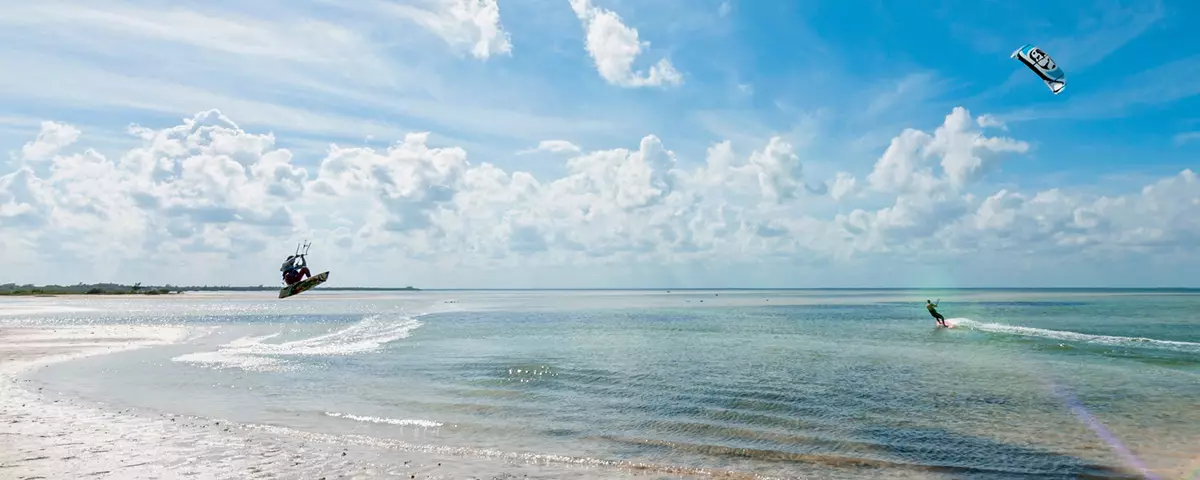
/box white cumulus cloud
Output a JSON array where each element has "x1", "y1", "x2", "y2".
[
  {"x1": 2, "y1": 106, "x2": 1198, "y2": 287},
  {"x1": 568, "y1": 0, "x2": 683, "y2": 88},
  {"x1": 520, "y1": 140, "x2": 582, "y2": 155},
  {"x1": 20, "y1": 121, "x2": 82, "y2": 162}
]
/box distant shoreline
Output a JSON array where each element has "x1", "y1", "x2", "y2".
[
  {"x1": 1, "y1": 284, "x2": 1197, "y2": 297},
  {"x1": 407, "y1": 287, "x2": 1200, "y2": 292},
  {"x1": 0, "y1": 283, "x2": 420, "y2": 296}
]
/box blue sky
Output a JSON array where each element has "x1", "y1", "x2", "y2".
[{"x1": 0, "y1": 0, "x2": 1198, "y2": 288}]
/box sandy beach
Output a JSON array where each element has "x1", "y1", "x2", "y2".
[
  {"x1": 0, "y1": 325, "x2": 749, "y2": 480},
  {"x1": 0, "y1": 325, "x2": 373, "y2": 480}
]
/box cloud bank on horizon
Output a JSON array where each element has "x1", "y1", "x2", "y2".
[{"x1": 0, "y1": 0, "x2": 1197, "y2": 288}]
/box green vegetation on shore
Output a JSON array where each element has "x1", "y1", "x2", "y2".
[{"x1": 0, "y1": 282, "x2": 419, "y2": 296}]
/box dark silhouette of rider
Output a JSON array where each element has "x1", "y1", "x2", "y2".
[
  {"x1": 281, "y1": 255, "x2": 311, "y2": 286},
  {"x1": 927, "y1": 300, "x2": 947, "y2": 327}
]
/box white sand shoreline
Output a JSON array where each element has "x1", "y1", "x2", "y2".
[{"x1": 0, "y1": 325, "x2": 742, "y2": 480}]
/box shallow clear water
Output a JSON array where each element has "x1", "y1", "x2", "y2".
[{"x1": 6, "y1": 289, "x2": 1200, "y2": 479}]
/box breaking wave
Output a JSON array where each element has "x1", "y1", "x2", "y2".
[
  {"x1": 324, "y1": 412, "x2": 443, "y2": 428},
  {"x1": 172, "y1": 313, "x2": 423, "y2": 372}
]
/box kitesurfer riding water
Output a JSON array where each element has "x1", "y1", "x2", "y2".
[
  {"x1": 281, "y1": 240, "x2": 317, "y2": 286},
  {"x1": 927, "y1": 299, "x2": 947, "y2": 327},
  {"x1": 276, "y1": 240, "x2": 329, "y2": 299},
  {"x1": 281, "y1": 253, "x2": 311, "y2": 286}
]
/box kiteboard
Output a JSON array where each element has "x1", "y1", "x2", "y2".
[
  {"x1": 936, "y1": 318, "x2": 961, "y2": 329},
  {"x1": 279, "y1": 271, "x2": 329, "y2": 299}
]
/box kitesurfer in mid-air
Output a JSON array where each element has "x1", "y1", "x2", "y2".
[
  {"x1": 281, "y1": 254, "x2": 311, "y2": 286},
  {"x1": 927, "y1": 300, "x2": 947, "y2": 327}
]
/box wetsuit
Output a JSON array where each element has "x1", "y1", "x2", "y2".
[
  {"x1": 281, "y1": 256, "x2": 310, "y2": 286},
  {"x1": 927, "y1": 302, "x2": 945, "y2": 324}
]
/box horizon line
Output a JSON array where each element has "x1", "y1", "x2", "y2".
[
  {"x1": 195, "y1": 286, "x2": 1200, "y2": 291},
  {"x1": 343, "y1": 287, "x2": 1199, "y2": 291},
  {"x1": 5, "y1": 283, "x2": 1200, "y2": 292}
]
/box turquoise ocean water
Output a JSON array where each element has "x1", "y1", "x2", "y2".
[{"x1": 5, "y1": 289, "x2": 1199, "y2": 479}]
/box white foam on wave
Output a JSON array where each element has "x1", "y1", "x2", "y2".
[
  {"x1": 172, "y1": 313, "x2": 423, "y2": 372},
  {"x1": 948, "y1": 317, "x2": 1200, "y2": 353},
  {"x1": 324, "y1": 412, "x2": 443, "y2": 428}
]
